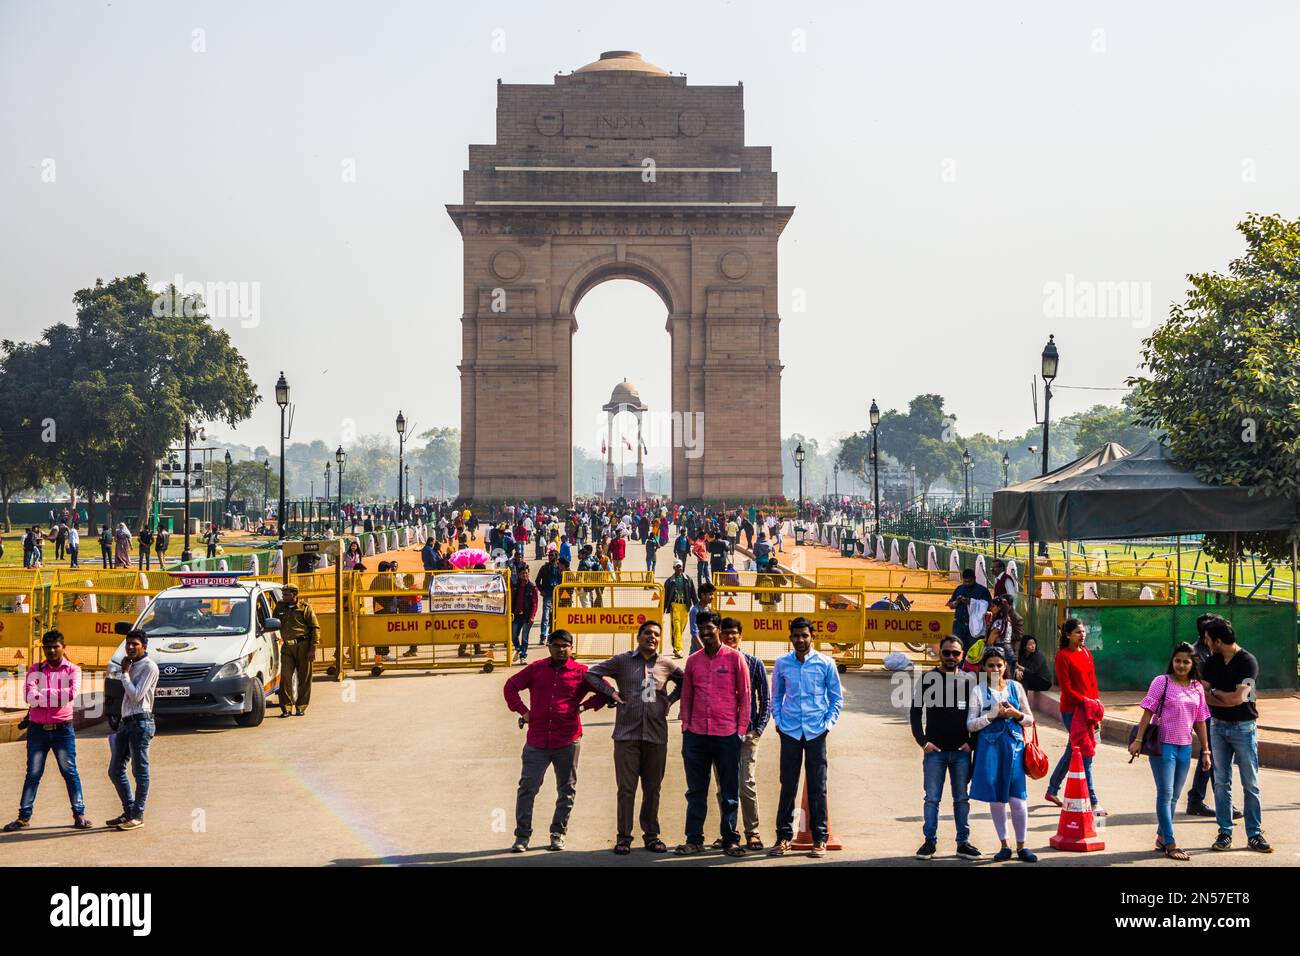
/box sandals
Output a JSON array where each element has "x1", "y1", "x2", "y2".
[
  {"x1": 674, "y1": 842, "x2": 706, "y2": 855},
  {"x1": 645, "y1": 839, "x2": 667, "y2": 853},
  {"x1": 613, "y1": 843, "x2": 632, "y2": 856},
  {"x1": 72, "y1": 816, "x2": 94, "y2": 830},
  {"x1": 723, "y1": 844, "x2": 746, "y2": 857},
  {"x1": 746, "y1": 835, "x2": 765, "y2": 850},
  {"x1": 1164, "y1": 845, "x2": 1190, "y2": 861}
]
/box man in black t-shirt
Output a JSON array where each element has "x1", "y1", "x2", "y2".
[
  {"x1": 1186, "y1": 614, "x2": 1240, "y2": 819},
  {"x1": 1200, "y1": 618, "x2": 1271, "y2": 853},
  {"x1": 706, "y1": 533, "x2": 730, "y2": 575}
]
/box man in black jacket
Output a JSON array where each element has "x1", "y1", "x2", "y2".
[{"x1": 909, "y1": 635, "x2": 981, "y2": 860}]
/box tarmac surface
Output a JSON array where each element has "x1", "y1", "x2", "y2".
[{"x1": 1, "y1": 525, "x2": 1297, "y2": 866}]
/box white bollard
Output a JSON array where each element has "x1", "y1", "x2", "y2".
[
  {"x1": 376, "y1": 534, "x2": 387, "y2": 554},
  {"x1": 1139, "y1": 585, "x2": 1156, "y2": 601},
  {"x1": 137, "y1": 571, "x2": 151, "y2": 614},
  {"x1": 906, "y1": 542, "x2": 917, "y2": 569},
  {"x1": 400, "y1": 527, "x2": 409, "y2": 547},
  {"x1": 249, "y1": 553, "x2": 261, "y2": 577},
  {"x1": 975, "y1": 554, "x2": 987, "y2": 587},
  {"x1": 889, "y1": 539, "x2": 900, "y2": 565},
  {"x1": 927, "y1": 545, "x2": 938, "y2": 572},
  {"x1": 364, "y1": 535, "x2": 376, "y2": 557},
  {"x1": 84, "y1": 581, "x2": 98, "y2": 614},
  {"x1": 1083, "y1": 581, "x2": 1099, "y2": 601},
  {"x1": 948, "y1": 550, "x2": 961, "y2": 580},
  {"x1": 218, "y1": 558, "x2": 229, "y2": 572},
  {"x1": 269, "y1": 550, "x2": 283, "y2": 576}
]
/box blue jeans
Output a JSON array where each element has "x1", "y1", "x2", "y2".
[
  {"x1": 538, "y1": 594, "x2": 553, "y2": 643},
  {"x1": 922, "y1": 749, "x2": 972, "y2": 843},
  {"x1": 1047, "y1": 710, "x2": 1097, "y2": 803},
  {"x1": 19, "y1": 723, "x2": 85, "y2": 819},
  {"x1": 109, "y1": 714, "x2": 155, "y2": 819},
  {"x1": 696, "y1": 560, "x2": 710, "y2": 587},
  {"x1": 646, "y1": 554, "x2": 657, "y2": 576},
  {"x1": 1211, "y1": 719, "x2": 1261, "y2": 837},
  {"x1": 512, "y1": 616, "x2": 533, "y2": 658},
  {"x1": 1150, "y1": 742, "x2": 1191, "y2": 845}
]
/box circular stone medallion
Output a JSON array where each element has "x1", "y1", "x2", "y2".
[
  {"x1": 536, "y1": 111, "x2": 562, "y2": 136},
  {"x1": 491, "y1": 249, "x2": 524, "y2": 281},
  {"x1": 719, "y1": 249, "x2": 750, "y2": 281},
  {"x1": 679, "y1": 110, "x2": 706, "y2": 137}
]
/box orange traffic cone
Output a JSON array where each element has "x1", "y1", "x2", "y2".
[
  {"x1": 1049, "y1": 746, "x2": 1105, "y2": 851},
  {"x1": 790, "y1": 778, "x2": 843, "y2": 850}
]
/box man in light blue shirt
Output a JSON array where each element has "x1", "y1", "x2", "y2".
[{"x1": 768, "y1": 616, "x2": 842, "y2": 858}]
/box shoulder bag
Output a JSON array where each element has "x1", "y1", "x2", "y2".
[{"x1": 1127, "y1": 675, "x2": 1168, "y2": 760}]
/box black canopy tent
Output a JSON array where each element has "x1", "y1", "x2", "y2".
[
  {"x1": 992, "y1": 440, "x2": 1296, "y2": 540},
  {"x1": 992, "y1": 440, "x2": 1298, "y2": 605}
]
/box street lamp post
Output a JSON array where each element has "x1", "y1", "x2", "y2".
[
  {"x1": 324, "y1": 461, "x2": 332, "y2": 531},
  {"x1": 962, "y1": 448, "x2": 972, "y2": 511},
  {"x1": 275, "y1": 372, "x2": 290, "y2": 537},
  {"x1": 405, "y1": 464, "x2": 411, "y2": 521},
  {"x1": 335, "y1": 446, "x2": 345, "y2": 533},
  {"x1": 263, "y1": 460, "x2": 270, "y2": 517},
  {"x1": 833, "y1": 462, "x2": 839, "y2": 499},
  {"x1": 396, "y1": 410, "x2": 407, "y2": 521},
  {"x1": 1040, "y1": 334, "x2": 1058, "y2": 476},
  {"x1": 793, "y1": 442, "x2": 806, "y2": 520},
  {"x1": 1002, "y1": 451, "x2": 1011, "y2": 488},
  {"x1": 223, "y1": 450, "x2": 232, "y2": 529},
  {"x1": 869, "y1": 399, "x2": 881, "y2": 534},
  {"x1": 181, "y1": 423, "x2": 194, "y2": 562}
]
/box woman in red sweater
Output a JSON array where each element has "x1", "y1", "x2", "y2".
[{"x1": 1045, "y1": 618, "x2": 1106, "y2": 814}]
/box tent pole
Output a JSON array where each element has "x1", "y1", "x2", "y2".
[
  {"x1": 1065, "y1": 538, "x2": 1071, "y2": 622},
  {"x1": 1176, "y1": 535, "x2": 1181, "y2": 605},
  {"x1": 1229, "y1": 532, "x2": 1237, "y2": 604}
]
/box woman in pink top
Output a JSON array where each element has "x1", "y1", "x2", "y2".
[{"x1": 1127, "y1": 642, "x2": 1211, "y2": 861}]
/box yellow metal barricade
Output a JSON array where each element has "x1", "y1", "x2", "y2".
[
  {"x1": 352, "y1": 568, "x2": 512, "y2": 674},
  {"x1": 47, "y1": 582, "x2": 158, "y2": 671},
  {"x1": 815, "y1": 566, "x2": 953, "y2": 592},
  {"x1": 553, "y1": 576, "x2": 665, "y2": 662},
  {"x1": 0, "y1": 570, "x2": 44, "y2": 672}
]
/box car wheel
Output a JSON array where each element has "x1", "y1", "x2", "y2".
[
  {"x1": 370, "y1": 665, "x2": 383, "y2": 677},
  {"x1": 482, "y1": 660, "x2": 494, "y2": 673},
  {"x1": 234, "y1": 677, "x2": 266, "y2": 727}
]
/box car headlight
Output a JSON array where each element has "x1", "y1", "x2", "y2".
[{"x1": 214, "y1": 653, "x2": 254, "y2": 681}]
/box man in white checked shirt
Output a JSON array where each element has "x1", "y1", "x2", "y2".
[{"x1": 108, "y1": 629, "x2": 159, "y2": 831}]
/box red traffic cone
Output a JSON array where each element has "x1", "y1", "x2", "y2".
[
  {"x1": 1049, "y1": 746, "x2": 1104, "y2": 852},
  {"x1": 790, "y1": 778, "x2": 843, "y2": 851}
]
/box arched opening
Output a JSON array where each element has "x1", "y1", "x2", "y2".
[{"x1": 571, "y1": 280, "x2": 672, "y2": 499}]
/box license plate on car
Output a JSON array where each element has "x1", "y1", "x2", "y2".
[{"x1": 156, "y1": 686, "x2": 190, "y2": 698}]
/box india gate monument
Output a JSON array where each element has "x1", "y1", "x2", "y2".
[{"x1": 448, "y1": 50, "x2": 794, "y2": 502}]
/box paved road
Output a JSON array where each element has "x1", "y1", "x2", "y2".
[{"x1": 2, "y1": 531, "x2": 1296, "y2": 866}]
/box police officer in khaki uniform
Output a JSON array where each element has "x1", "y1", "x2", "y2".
[{"x1": 274, "y1": 584, "x2": 319, "y2": 717}]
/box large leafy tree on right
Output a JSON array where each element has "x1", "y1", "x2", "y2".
[{"x1": 1128, "y1": 213, "x2": 1300, "y2": 563}]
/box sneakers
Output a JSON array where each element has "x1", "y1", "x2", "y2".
[
  {"x1": 548, "y1": 833, "x2": 566, "y2": 852},
  {"x1": 810, "y1": 841, "x2": 828, "y2": 858},
  {"x1": 1186, "y1": 802, "x2": 1216, "y2": 817},
  {"x1": 293, "y1": 709, "x2": 306, "y2": 717},
  {"x1": 993, "y1": 846, "x2": 1013, "y2": 862},
  {"x1": 768, "y1": 839, "x2": 791, "y2": 857},
  {"x1": 1247, "y1": 834, "x2": 1274, "y2": 853},
  {"x1": 1211, "y1": 832, "x2": 1232, "y2": 851},
  {"x1": 115, "y1": 818, "x2": 144, "y2": 831},
  {"x1": 1016, "y1": 847, "x2": 1038, "y2": 863},
  {"x1": 510, "y1": 839, "x2": 528, "y2": 853},
  {"x1": 915, "y1": 840, "x2": 937, "y2": 860},
  {"x1": 105, "y1": 814, "x2": 130, "y2": 828},
  {"x1": 955, "y1": 842, "x2": 982, "y2": 860}
]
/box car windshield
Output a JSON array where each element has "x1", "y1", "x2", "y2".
[{"x1": 140, "y1": 595, "x2": 252, "y2": 637}]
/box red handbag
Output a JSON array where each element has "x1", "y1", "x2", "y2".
[{"x1": 1024, "y1": 722, "x2": 1049, "y2": 779}]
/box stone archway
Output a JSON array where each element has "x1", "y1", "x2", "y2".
[{"x1": 448, "y1": 50, "x2": 794, "y2": 503}]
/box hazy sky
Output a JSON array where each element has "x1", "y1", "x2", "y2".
[{"x1": 3, "y1": 0, "x2": 1298, "y2": 462}]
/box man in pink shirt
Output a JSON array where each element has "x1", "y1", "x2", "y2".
[
  {"x1": 4, "y1": 630, "x2": 93, "y2": 832},
  {"x1": 676, "y1": 610, "x2": 751, "y2": 856}
]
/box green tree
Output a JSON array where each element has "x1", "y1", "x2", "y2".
[
  {"x1": 20, "y1": 275, "x2": 259, "y2": 525},
  {"x1": 1129, "y1": 212, "x2": 1300, "y2": 562},
  {"x1": 1062, "y1": 398, "x2": 1157, "y2": 456},
  {"x1": 411, "y1": 427, "x2": 460, "y2": 499},
  {"x1": 0, "y1": 345, "x2": 58, "y2": 530}
]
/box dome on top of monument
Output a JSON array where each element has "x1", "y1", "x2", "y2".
[
  {"x1": 606, "y1": 378, "x2": 646, "y2": 409},
  {"x1": 574, "y1": 51, "x2": 669, "y2": 76}
]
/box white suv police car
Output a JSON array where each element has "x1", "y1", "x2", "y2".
[{"x1": 106, "y1": 572, "x2": 284, "y2": 729}]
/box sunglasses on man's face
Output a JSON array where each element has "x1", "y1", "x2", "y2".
[{"x1": 940, "y1": 649, "x2": 964, "y2": 657}]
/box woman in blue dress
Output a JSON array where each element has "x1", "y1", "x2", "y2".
[{"x1": 967, "y1": 646, "x2": 1038, "y2": 862}]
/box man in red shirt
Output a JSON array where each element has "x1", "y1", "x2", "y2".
[
  {"x1": 609, "y1": 531, "x2": 627, "y2": 573},
  {"x1": 676, "y1": 610, "x2": 751, "y2": 856},
  {"x1": 502, "y1": 629, "x2": 605, "y2": 852}
]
